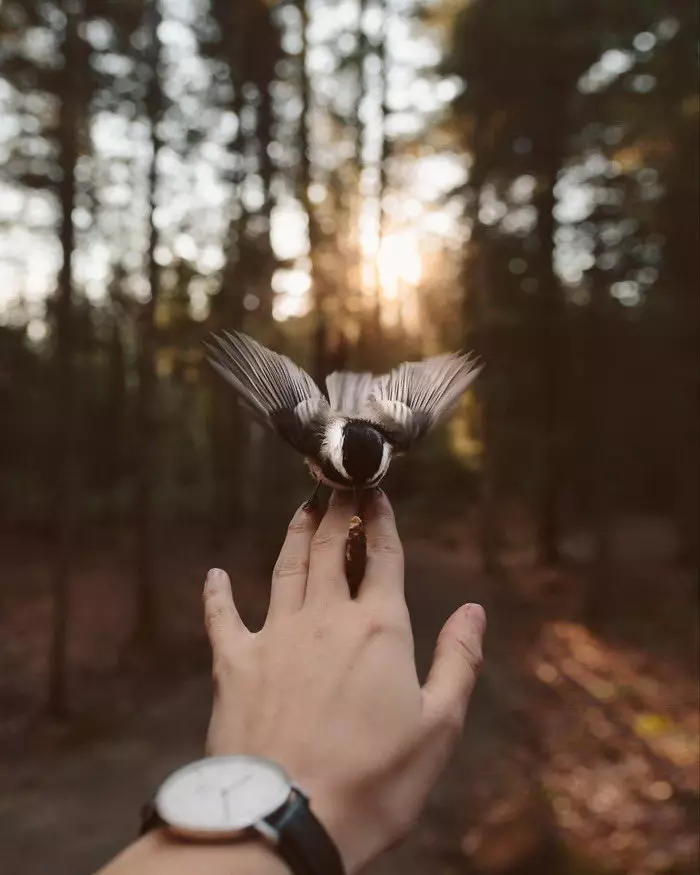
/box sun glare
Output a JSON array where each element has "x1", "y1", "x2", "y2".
[{"x1": 377, "y1": 232, "x2": 423, "y2": 299}]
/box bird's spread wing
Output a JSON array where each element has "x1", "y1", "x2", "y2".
[
  {"x1": 325, "y1": 371, "x2": 380, "y2": 416},
  {"x1": 206, "y1": 330, "x2": 329, "y2": 456},
  {"x1": 366, "y1": 353, "x2": 481, "y2": 451}
]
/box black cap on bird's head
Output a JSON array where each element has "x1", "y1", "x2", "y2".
[{"x1": 341, "y1": 421, "x2": 385, "y2": 487}]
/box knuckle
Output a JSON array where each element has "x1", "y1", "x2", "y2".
[
  {"x1": 373, "y1": 501, "x2": 395, "y2": 524},
  {"x1": 311, "y1": 615, "x2": 334, "y2": 642},
  {"x1": 355, "y1": 604, "x2": 403, "y2": 641},
  {"x1": 273, "y1": 554, "x2": 308, "y2": 580},
  {"x1": 204, "y1": 599, "x2": 231, "y2": 633},
  {"x1": 362, "y1": 614, "x2": 388, "y2": 641},
  {"x1": 211, "y1": 651, "x2": 237, "y2": 685},
  {"x1": 311, "y1": 530, "x2": 340, "y2": 553},
  {"x1": 211, "y1": 637, "x2": 253, "y2": 684},
  {"x1": 287, "y1": 516, "x2": 311, "y2": 536},
  {"x1": 367, "y1": 532, "x2": 403, "y2": 557}
]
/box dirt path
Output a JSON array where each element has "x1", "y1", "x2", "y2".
[
  {"x1": 0, "y1": 545, "x2": 507, "y2": 875},
  {"x1": 2, "y1": 539, "x2": 696, "y2": 875}
]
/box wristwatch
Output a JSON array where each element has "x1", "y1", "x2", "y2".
[{"x1": 140, "y1": 755, "x2": 346, "y2": 875}]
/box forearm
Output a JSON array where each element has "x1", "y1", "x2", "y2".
[{"x1": 99, "y1": 830, "x2": 289, "y2": 875}]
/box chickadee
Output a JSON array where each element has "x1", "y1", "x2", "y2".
[{"x1": 206, "y1": 330, "x2": 481, "y2": 507}]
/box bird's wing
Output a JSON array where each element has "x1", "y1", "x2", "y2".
[
  {"x1": 206, "y1": 330, "x2": 329, "y2": 456},
  {"x1": 366, "y1": 353, "x2": 481, "y2": 450},
  {"x1": 325, "y1": 371, "x2": 380, "y2": 416}
]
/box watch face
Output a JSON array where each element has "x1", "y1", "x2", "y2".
[{"x1": 155, "y1": 756, "x2": 291, "y2": 837}]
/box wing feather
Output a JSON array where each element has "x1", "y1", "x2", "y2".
[
  {"x1": 206, "y1": 330, "x2": 329, "y2": 455},
  {"x1": 325, "y1": 371, "x2": 379, "y2": 415},
  {"x1": 367, "y1": 353, "x2": 481, "y2": 449}
]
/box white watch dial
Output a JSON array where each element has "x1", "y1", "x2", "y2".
[{"x1": 155, "y1": 756, "x2": 292, "y2": 836}]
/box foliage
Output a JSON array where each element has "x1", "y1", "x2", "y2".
[{"x1": 0, "y1": 0, "x2": 697, "y2": 869}]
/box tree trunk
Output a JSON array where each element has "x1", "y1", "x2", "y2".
[
  {"x1": 256, "y1": 75, "x2": 275, "y2": 324},
  {"x1": 209, "y1": 300, "x2": 245, "y2": 550},
  {"x1": 371, "y1": 0, "x2": 390, "y2": 337},
  {"x1": 105, "y1": 311, "x2": 126, "y2": 521},
  {"x1": 209, "y1": 63, "x2": 247, "y2": 550},
  {"x1": 347, "y1": 0, "x2": 368, "y2": 358},
  {"x1": 297, "y1": 0, "x2": 326, "y2": 384},
  {"x1": 664, "y1": 119, "x2": 700, "y2": 567},
  {"x1": 254, "y1": 48, "x2": 286, "y2": 561},
  {"x1": 48, "y1": 1, "x2": 85, "y2": 718},
  {"x1": 474, "y1": 238, "x2": 502, "y2": 575},
  {"x1": 463, "y1": 142, "x2": 502, "y2": 575},
  {"x1": 133, "y1": 0, "x2": 163, "y2": 646},
  {"x1": 533, "y1": 151, "x2": 566, "y2": 567},
  {"x1": 584, "y1": 271, "x2": 614, "y2": 625}
]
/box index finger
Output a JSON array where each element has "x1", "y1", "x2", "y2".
[{"x1": 357, "y1": 490, "x2": 404, "y2": 604}]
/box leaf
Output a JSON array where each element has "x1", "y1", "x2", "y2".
[{"x1": 634, "y1": 712, "x2": 672, "y2": 739}]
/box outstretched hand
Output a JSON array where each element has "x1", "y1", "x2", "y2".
[{"x1": 203, "y1": 490, "x2": 486, "y2": 873}]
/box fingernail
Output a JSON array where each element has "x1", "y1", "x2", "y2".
[{"x1": 207, "y1": 568, "x2": 225, "y2": 584}]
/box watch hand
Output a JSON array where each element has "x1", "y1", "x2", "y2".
[{"x1": 229, "y1": 773, "x2": 253, "y2": 792}]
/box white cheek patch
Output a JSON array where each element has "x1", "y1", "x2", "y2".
[
  {"x1": 366, "y1": 440, "x2": 392, "y2": 486},
  {"x1": 321, "y1": 419, "x2": 349, "y2": 480},
  {"x1": 375, "y1": 441, "x2": 392, "y2": 483},
  {"x1": 306, "y1": 458, "x2": 351, "y2": 489}
]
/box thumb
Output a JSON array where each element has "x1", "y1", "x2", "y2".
[{"x1": 421, "y1": 603, "x2": 486, "y2": 731}]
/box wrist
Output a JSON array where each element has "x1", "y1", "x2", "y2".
[
  {"x1": 138, "y1": 755, "x2": 352, "y2": 875},
  {"x1": 296, "y1": 777, "x2": 394, "y2": 875},
  {"x1": 101, "y1": 829, "x2": 290, "y2": 875}
]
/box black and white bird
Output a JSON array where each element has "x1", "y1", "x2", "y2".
[{"x1": 206, "y1": 331, "x2": 481, "y2": 507}]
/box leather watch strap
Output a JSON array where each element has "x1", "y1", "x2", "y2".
[
  {"x1": 265, "y1": 789, "x2": 346, "y2": 875},
  {"x1": 139, "y1": 800, "x2": 162, "y2": 836},
  {"x1": 139, "y1": 787, "x2": 346, "y2": 875}
]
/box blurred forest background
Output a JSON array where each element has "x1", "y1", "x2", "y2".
[{"x1": 0, "y1": 1, "x2": 698, "y2": 874}]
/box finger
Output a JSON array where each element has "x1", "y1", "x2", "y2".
[
  {"x1": 421, "y1": 604, "x2": 486, "y2": 733},
  {"x1": 203, "y1": 568, "x2": 249, "y2": 655},
  {"x1": 305, "y1": 490, "x2": 354, "y2": 605},
  {"x1": 357, "y1": 490, "x2": 404, "y2": 604},
  {"x1": 267, "y1": 503, "x2": 319, "y2": 621}
]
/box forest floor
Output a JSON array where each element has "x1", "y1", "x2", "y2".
[{"x1": 0, "y1": 515, "x2": 697, "y2": 875}]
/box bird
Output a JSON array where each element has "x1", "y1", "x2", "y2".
[{"x1": 205, "y1": 330, "x2": 481, "y2": 510}]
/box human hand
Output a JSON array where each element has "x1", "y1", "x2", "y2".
[{"x1": 203, "y1": 490, "x2": 486, "y2": 873}]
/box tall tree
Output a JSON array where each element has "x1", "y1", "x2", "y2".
[
  {"x1": 133, "y1": 0, "x2": 163, "y2": 645},
  {"x1": 654, "y1": 8, "x2": 700, "y2": 565},
  {"x1": 470, "y1": 216, "x2": 503, "y2": 575},
  {"x1": 48, "y1": 0, "x2": 88, "y2": 715},
  {"x1": 371, "y1": 0, "x2": 391, "y2": 335},
  {"x1": 458, "y1": 116, "x2": 503, "y2": 573},
  {"x1": 582, "y1": 246, "x2": 615, "y2": 622},
  {"x1": 447, "y1": 0, "x2": 652, "y2": 565},
  {"x1": 531, "y1": 99, "x2": 569, "y2": 567},
  {"x1": 206, "y1": 0, "x2": 252, "y2": 545},
  {"x1": 296, "y1": 0, "x2": 327, "y2": 383}
]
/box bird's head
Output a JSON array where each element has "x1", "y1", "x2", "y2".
[
  {"x1": 321, "y1": 419, "x2": 392, "y2": 506},
  {"x1": 340, "y1": 420, "x2": 389, "y2": 489}
]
